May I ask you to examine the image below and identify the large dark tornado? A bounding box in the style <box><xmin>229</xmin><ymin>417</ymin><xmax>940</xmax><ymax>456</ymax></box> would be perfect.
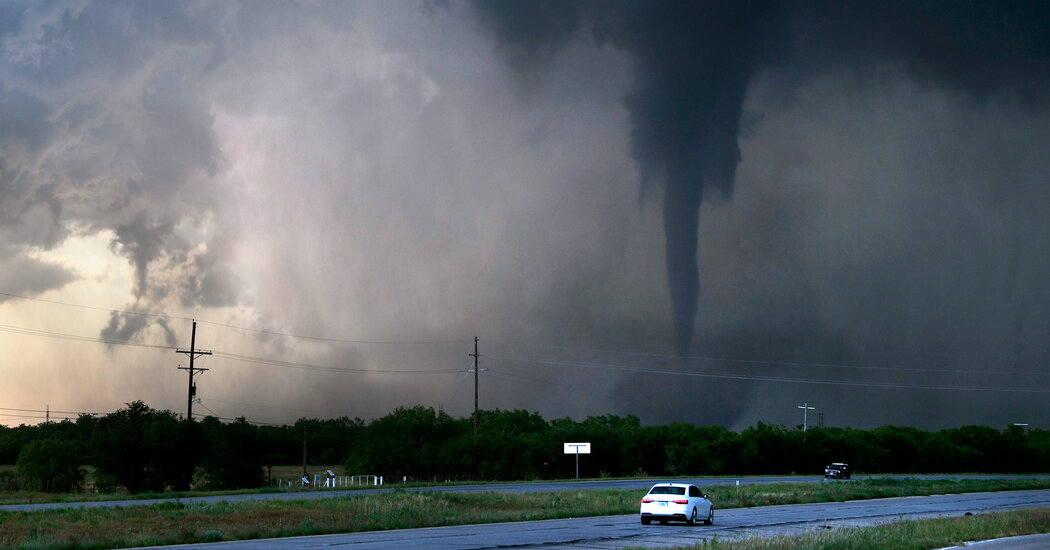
<box><xmin>478</xmin><ymin>0</ymin><xmax>782</xmax><ymax>354</ymax></box>
<box><xmin>607</xmin><ymin>1</ymin><xmax>783</xmax><ymax>354</ymax></box>
<box><xmin>663</xmin><ymin>180</ymin><xmax>701</xmax><ymax>355</ymax></box>
<box><xmin>477</xmin><ymin>0</ymin><xmax>1048</xmax><ymax>360</ymax></box>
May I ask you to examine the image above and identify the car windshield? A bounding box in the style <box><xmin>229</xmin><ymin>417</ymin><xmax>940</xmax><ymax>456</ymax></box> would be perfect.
<box><xmin>648</xmin><ymin>486</ymin><xmax>685</xmax><ymax>495</ymax></box>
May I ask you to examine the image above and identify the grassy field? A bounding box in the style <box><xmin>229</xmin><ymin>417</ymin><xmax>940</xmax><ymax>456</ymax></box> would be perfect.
<box><xmin>1</xmin><ymin>478</ymin><xmax>1049</xmax><ymax>549</ymax></box>
<box><xmin>0</xmin><ymin>465</ymin><xmax>349</xmax><ymax>506</ymax></box>
<box><xmin>644</xmin><ymin>507</ymin><xmax>1050</xmax><ymax>550</ymax></box>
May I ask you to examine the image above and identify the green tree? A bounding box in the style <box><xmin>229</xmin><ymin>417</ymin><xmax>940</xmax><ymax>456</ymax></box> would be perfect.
<box><xmin>739</xmin><ymin>422</ymin><xmax>793</xmax><ymax>474</ymax></box>
<box><xmin>473</xmin><ymin>409</ymin><xmax>551</xmax><ymax>479</ymax></box>
<box><xmin>199</xmin><ymin>416</ymin><xmax>264</xmax><ymax>489</ymax></box>
<box><xmin>0</xmin><ymin>424</ymin><xmax>38</xmax><ymax>464</ymax></box>
<box><xmin>16</xmin><ymin>438</ymin><xmax>84</xmax><ymax>492</ymax></box>
<box><xmin>345</xmin><ymin>406</ymin><xmax>462</xmax><ymax>480</ymax></box>
<box><xmin>870</xmin><ymin>425</ymin><xmax>924</xmax><ymax>473</ymax></box>
<box><xmin>88</xmin><ymin>401</ymin><xmax>199</xmax><ymax>492</ymax></box>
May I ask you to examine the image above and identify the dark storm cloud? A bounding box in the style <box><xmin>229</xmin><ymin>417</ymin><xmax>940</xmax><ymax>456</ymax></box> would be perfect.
<box><xmin>0</xmin><ymin>83</ymin><xmax>51</xmax><ymax>156</ymax></box>
<box><xmin>475</xmin><ymin>0</ymin><xmax>1050</xmax><ymax>356</ymax></box>
<box><xmin>0</xmin><ymin>247</ymin><xmax>76</xmax><ymax>302</ymax></box>
<box><xmin>1</xmin><ymin>0</ymin><xmax>230</xmax><ymax>340</ymax></box>
<box><xmin>2</xmin><ymin>0</ymin><xmax>1048</xmax><ymax>429</ymax></box>
<box><xmin>789</xmin><ymin>1</ymin><xmax>1050</xmax><ymax>103</ymax></box>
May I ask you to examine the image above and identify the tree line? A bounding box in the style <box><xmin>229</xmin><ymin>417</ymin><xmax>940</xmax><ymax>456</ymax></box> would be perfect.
<box><xmin>1</xmin><ymin>402</ymin><xmax>1048</xmax><ymax>492</ymax></box>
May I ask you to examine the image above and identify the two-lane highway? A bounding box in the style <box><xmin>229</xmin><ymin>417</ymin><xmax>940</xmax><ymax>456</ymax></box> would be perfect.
<box><xmin>7</xmin><ymin>473</ymin><xmax>1043</xmax><ymax>512</ymax></box>
<box><xmin>128</xmin><ymin>488</ymin><xmax>1050</xmax><ymax>550</ymax></box>
<box><xmin>6</xmin><ymin>476</ymin><xmax>1048</xmax><ymax>549</ymax></box>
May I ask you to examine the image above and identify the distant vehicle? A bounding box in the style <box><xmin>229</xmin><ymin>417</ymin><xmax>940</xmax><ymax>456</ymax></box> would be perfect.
<box><xmin>639</xmin><ymin>483</ymin><xmax>713</xmax><ymax>525</ymax></box>
<box><xmin>825</xmin><ymin>462</ymin><xmax>851</xmax><ymax>479</ymax></box>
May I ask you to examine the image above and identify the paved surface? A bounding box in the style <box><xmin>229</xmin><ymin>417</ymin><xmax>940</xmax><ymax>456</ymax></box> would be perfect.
<box><xmin>3</xmin><ymin>474</ymin><xmax>1044</xmax><ymax>512</ymax></box>
<box><xmin>0</xmin><ymin>476</ymin><xmax>815</xmax><ymax>512</ymax></box>
<box><xmin>940</xmin><ymin>534</ymin><xmax>1050</xmax><ymax>549</ymax></box>
<box><xmin>125</xmin><ymin>489</ymin><xmax>1050</xmax><ymax>550</ymax></box>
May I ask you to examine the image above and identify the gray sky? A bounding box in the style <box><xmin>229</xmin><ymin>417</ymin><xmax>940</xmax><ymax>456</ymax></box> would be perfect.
<box><xmin>1</xmin><ymin>1</ymin><xmax>1048</xmax><ymax>430</ymax></box>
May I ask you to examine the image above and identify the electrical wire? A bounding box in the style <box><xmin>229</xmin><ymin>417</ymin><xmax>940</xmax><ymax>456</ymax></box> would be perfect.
<box><xmin>0</xmin><ymin>291</ymin><xmax>467</xmax><ymax>345</ymax></box>
<box><xmin>518</xmin><ymin>343</ymin><xmax>1050</xmax><ymax>378</ymax></box>
<box><xmin>0</xmin><ymin>323</ymin><xmax>468</xmax><ymax>377</ymax></box>
<box><xmin>0</xmin><ymin>324</ymin><xmax>171</xmax><ymax>350</ymax></box>
<box><xmin>204</xmin><ymin>397</ymin><xmax>359</xmax><ymax>418</ymax></box>
<box><xmin>489</xmin><ymin>355</ymin><xmax>1050</xmax><ymax>395</ymax></box>
<box><xmin>213</xmin><ymin>350</ymin><xmax>466</xmax><ymax>375</ymax></box>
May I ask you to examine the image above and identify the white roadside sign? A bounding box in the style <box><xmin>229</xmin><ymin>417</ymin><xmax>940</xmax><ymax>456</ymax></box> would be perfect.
<box><xmin>563</xmin><ymin>442</ymin><xmax>591</xmax><ymax>454</ymax></box>
<box><xmin>564</xmin><ymin>442</ymin><xmax>591</xmax><ymax>479</ymax></box>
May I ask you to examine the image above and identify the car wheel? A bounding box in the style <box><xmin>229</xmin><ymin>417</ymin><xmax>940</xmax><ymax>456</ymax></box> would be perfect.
<box><xmin>641</xmin><ymin>517</ymin><xmax>651</xmax><ymax>525</ymax></box>
<box><xmin>686</xmin><ymin>508</ymin><xmax>697</xmax><ymax>526</ymax></box>
<box><xmin>706</xmin><ymin>507</ymin><xmax>714</xmax><ymax>525</ymax></box>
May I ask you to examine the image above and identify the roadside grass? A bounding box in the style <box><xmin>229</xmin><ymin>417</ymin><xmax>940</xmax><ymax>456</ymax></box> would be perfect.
<box><xmin>649</xmin><ymin>507</ymin><xmax>1050</xmax><ymax>550</ymax></box>
<box><xmin>1</xmin><ymin>478</ymin><xmax>1050</xmax><ymax>549</ymax></box>
<box><xmin>0</xmin><ymin>465</ymin><xmax>348</xmax><ymax>506</ymax></box>
<box><xmin>0</xmin><ymin>489</ymin><xmax>638</xmax><ymax>549</ymax></box>
<box><xmin>701</xmin><ymin>476</ymin><xmax>1050</xmax><ymax>509</ymax></box>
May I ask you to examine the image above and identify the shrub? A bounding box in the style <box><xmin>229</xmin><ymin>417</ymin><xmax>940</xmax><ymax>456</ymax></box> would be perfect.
<box><xmin>16</xmin><ymin>438</ymin><xmax>84</xmax><ymax>492</ymax></box>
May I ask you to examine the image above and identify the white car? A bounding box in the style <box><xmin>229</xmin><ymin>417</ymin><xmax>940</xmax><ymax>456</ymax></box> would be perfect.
<box><xmin>639</xmin><ymin>483</ymin><xmax>713</xmax><ymax>525</ymax></box>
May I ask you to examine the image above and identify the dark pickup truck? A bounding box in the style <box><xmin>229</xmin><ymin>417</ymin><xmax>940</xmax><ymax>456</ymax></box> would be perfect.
<box><xmin>824</xmin><ymin>462</ymin><xmax>851</xmax><ymax>479</ymax></box>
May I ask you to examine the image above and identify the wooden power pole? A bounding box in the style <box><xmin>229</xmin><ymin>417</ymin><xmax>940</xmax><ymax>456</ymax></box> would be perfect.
<box><xmin>470</xmin><ymin>336</ymin><xmax>480</xmax><ymax>435</ymax></box>
<box><xmin>176</xmin><ymin>320</ymin><xmax>212</xmax><ymax>421</ymax></box>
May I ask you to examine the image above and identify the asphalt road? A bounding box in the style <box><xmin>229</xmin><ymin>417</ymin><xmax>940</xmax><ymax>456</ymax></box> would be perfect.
<box><xmin>3</xmin><ymin>474</ymin><xmax>1044</xmax><ymax>512</ymax></box>
<box><xmin>127</xmin><ymin>488</ymin><xmax>1050</xmax><ymax>550</ymax></box>
<box><xmin>3</xmin><ymin>476</ymin><xmax>809</xmax><ymax>512</ymax></box>
<box><xmin>5</xmin><ymin>476</ymin><xmax>1049</xmax><ymax>549</ymax></box>
<box><xmin>943</xmin><ymin>534</ymin><xmax>1050</xmax><ymax>549</ymax></box>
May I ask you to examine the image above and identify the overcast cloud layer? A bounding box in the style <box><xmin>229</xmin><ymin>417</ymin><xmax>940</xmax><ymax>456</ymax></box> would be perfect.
<box><xmin>1</xmin><ymin>1</ymin><xmax>1048</xmax><ymax>430</ymax></box>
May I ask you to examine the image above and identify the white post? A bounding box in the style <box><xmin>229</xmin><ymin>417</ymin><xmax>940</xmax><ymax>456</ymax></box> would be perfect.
<box><xmin>797</xmin><ymin>403</ymin><xmax>816</xmax><ymax>432</ymax></box>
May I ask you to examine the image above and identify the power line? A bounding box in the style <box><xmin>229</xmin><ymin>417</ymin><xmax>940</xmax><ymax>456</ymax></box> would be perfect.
<box><xmin>0</xmin><ymin>406</ymin><xmax>99</xmax><ymax>423</ymax></box>
<box><xmin>486</xmin><ymin>369</ymin><xmax>609</xmax><ymax>400</ymax></box>
<box><xmin>195</xmin><ymin>318</ymin><xmax>468</xmax><ymax>345</ymax></box>
<box><xmin>194</xmin><ymin>400</ymin><xmax>300</xmax><ymax>426</ymax></box>
<box><xmin>489</xmin><ymin>355</ymin><xmax>1050</xmax><ymax>395</ymax></box>
<box><xmin>0</xmin><ymin>324</ymin><xmax>171</xmax><ymax>350</ymax></box>
<box><xmin>7</xmin><ymin>289</ymin><xmax>1041</xmax><ymax>380</ymax></box>
<box><xmin>204</xmin><ymin>397</ymin><xmax>358</xmax><ymax>418</ymax></box>
<box><xmin>515</xmin><ymin>342</ymin><xmax>1050</xmax><ymax>378</ymax></box>
<box><xmin>214</xmin><ymin>350</ymin><xmax>464</xmax><ymax>375</ymax></box>
<box><xmin>0</xmin><ymin>406</ymin><xmax>101</xmax><ymax>415</ymax></box>
<box><xmin>0</xmin><ymin>290</ymin><xmax>466</xmax><ymax>345</ymax></box>
<box><xmin>0</xmin><ymin>291</ymin><xmax>186</xmax><ymax>321</ymax></box>
<box><xmin>0</xmin><ymin>322</ymin><xmax>467</xmax><ymax>377</ymax></box>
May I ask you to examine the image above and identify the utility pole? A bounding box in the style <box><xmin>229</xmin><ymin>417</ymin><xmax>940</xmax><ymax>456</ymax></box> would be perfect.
<box><xmin>797</xmin><ymin>403</ymin><xmax>815</xmax><ymax>432</ymax></box>
<box><xmin>470</xmin><ymin>336</ymin><xmax>480</xmax><ymax>436</ymax></box>
<box><xmin>176</xmin><ymin>320</ymin><xmax>212</xmax><ymax>421</ymax></box>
